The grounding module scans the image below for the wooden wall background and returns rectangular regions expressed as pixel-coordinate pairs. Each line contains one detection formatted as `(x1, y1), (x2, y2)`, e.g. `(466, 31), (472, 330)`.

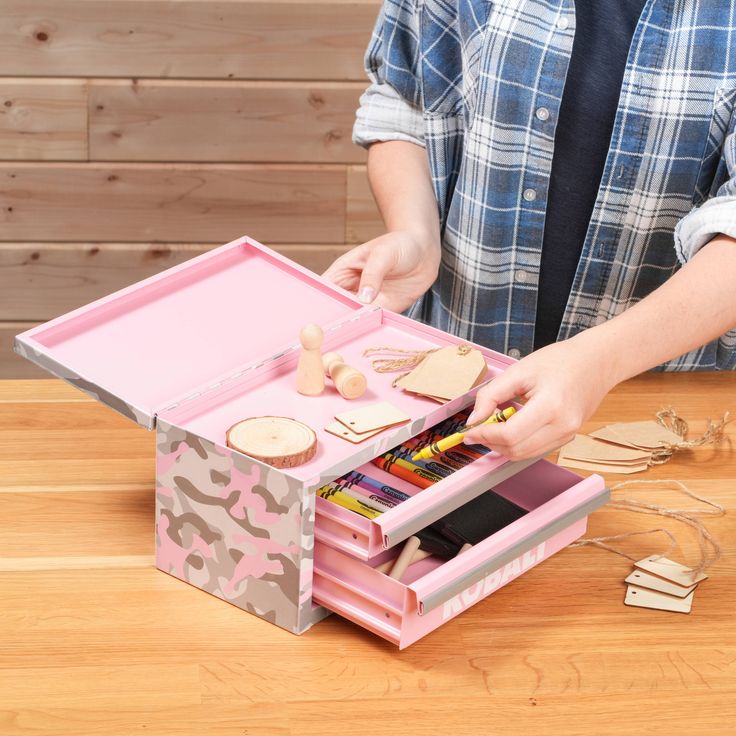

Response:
(0, 0), (384, 378)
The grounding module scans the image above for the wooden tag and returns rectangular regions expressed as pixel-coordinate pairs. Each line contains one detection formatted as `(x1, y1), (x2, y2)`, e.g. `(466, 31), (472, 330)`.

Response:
(589, 422), (682, 449)
(324, 421), (385, 444)
(334, 401), (410, 434)
(634, 556), (707, 587)
(625, 570), (698, 598)
(395, 345), (488, 401)
(625, 584), (694, 614)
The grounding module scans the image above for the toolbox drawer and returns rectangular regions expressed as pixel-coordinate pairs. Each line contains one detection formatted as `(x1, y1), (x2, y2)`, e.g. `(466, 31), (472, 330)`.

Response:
(313, 460), (608, 648)
(313, 448), (538, 560)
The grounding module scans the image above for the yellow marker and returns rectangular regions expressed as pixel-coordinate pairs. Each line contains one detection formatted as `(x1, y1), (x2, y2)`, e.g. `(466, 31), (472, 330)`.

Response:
(316, 484), (383, 519)
(411, 406), (517, 461)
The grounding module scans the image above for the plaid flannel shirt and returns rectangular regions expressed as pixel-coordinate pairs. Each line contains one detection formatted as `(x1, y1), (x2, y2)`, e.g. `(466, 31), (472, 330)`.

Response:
(354, 0), (736, 370)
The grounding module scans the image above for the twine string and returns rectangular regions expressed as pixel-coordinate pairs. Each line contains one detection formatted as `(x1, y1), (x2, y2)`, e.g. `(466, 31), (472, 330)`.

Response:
(362, 346), (440, 373)
(643, 407), (733, 464)
(363, 343), (474, 373)
(570, 479), (725, 575)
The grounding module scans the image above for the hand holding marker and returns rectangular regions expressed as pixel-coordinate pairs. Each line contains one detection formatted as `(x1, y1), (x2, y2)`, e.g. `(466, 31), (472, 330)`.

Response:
(411, 406), (517, 461)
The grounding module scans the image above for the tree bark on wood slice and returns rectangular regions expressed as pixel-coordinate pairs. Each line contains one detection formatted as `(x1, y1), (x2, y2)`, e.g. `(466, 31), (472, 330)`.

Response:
(226, 416), (317, 468)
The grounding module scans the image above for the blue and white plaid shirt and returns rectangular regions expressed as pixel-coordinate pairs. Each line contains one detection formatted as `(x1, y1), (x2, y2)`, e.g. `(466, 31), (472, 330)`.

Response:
(354, 0), (736, 370)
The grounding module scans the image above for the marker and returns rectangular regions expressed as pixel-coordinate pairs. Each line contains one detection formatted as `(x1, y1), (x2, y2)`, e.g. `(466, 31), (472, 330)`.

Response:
(412, 406), (517, 461)
(340, 471), (411, 503)
(393, 432), (482, 468)
(335, 481), (402, 511)
(372, 453), (442, 489)
(377, 452), (447, 481)
(431, 411), (473, 437)
(316, 484), (383, 519)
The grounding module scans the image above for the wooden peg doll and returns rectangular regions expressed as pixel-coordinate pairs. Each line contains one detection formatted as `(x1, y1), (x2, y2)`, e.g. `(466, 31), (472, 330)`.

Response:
(297, 323), (325, 396)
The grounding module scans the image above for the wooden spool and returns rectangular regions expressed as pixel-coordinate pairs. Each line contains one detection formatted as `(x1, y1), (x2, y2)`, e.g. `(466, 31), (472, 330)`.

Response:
(226, 416), (317, 468)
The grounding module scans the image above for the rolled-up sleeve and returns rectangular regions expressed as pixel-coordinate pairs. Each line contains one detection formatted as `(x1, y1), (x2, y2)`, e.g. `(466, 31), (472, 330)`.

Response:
(353, 82), (425, 148)
(674, 128), (736, 263)
(352, 1), (426, 149)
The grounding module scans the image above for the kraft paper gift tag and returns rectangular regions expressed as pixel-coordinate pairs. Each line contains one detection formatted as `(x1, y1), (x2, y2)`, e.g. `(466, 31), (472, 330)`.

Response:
(556, 457), (650, 474)
(395, 345), (488, 401)
(559, 434), (652, 463)
(335, 401), (410, 435)
(557, 434), (651, 473)
(625, 570), (698, 598)
(625, 584), (694, 614)
(589, 421), (682, 450)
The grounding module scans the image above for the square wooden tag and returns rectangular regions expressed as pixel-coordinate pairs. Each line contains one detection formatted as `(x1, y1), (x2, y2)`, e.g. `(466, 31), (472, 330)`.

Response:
(335, 401), (410, 434)
(634, 556), (707, 587)
(624, 570), (698, 598)
(324, 421), (385, 444)
(625, 584), (694, 614)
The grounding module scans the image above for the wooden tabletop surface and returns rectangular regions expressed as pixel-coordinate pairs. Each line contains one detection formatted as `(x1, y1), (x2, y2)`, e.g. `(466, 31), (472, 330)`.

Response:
(1, 374), (734, 735)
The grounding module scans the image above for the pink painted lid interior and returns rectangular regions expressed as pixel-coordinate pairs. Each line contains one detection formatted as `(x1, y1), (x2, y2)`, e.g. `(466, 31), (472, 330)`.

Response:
(161, 310), (510, 481)
(25, 238), (362, 423)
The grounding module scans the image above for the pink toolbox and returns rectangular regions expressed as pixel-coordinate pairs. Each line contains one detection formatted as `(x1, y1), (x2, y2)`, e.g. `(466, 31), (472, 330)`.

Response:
(15, 236), (608, 648)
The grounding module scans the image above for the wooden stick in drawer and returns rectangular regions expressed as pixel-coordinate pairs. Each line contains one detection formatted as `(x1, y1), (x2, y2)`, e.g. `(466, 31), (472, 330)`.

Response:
(375, 549), (433, 574)
(387, 527), (462, 580)
(386, 491), (528, 579)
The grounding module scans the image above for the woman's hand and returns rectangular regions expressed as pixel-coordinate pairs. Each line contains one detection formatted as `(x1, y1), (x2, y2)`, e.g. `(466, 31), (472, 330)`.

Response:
(322, 230), (440, 313)
(463, 335), (619, 461)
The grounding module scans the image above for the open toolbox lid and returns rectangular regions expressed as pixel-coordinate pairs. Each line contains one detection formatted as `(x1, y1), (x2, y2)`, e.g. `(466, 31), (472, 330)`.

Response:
(14, 236), (367, 429)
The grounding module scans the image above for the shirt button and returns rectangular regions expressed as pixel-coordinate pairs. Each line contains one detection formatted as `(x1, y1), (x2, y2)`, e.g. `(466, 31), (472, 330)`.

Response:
(535, 107), (550, 121)
(515, 269), (528, 283)
(508, 348), (521, 360)
(523, 188), (537, 202)
(557, 17), (569, 30)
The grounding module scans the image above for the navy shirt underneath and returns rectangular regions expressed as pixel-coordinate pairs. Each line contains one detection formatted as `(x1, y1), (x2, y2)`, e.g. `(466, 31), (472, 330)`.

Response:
(533, 0), (648, 350)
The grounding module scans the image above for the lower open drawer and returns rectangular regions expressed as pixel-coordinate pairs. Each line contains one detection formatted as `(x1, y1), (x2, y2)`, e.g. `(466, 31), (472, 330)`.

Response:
(313, 460), (608, 648)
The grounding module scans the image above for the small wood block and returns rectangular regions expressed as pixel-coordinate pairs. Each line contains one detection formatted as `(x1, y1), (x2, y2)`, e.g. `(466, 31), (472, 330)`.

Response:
(634, 556), (708, 587)
(324, 421), (384, 444)
(625, 584), (694, 614)
(334, 401), (410, 434)
(226, 416), (317, 468)
(625, 570), (698, 598)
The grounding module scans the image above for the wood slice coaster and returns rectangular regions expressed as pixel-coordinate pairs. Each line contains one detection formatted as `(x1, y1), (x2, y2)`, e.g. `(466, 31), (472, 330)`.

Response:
(226, 416), (317, 468)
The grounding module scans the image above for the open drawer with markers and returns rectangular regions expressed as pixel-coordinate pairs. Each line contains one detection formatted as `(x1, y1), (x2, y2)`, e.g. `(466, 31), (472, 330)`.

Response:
(14, 236), (608, 647)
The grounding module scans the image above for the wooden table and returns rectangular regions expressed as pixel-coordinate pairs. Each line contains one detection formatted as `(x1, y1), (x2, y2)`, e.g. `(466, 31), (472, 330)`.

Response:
(1, 375), (734, 735)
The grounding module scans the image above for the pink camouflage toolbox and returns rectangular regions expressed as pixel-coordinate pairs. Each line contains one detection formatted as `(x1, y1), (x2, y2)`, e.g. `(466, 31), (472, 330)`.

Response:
(15, 236), (608, 648)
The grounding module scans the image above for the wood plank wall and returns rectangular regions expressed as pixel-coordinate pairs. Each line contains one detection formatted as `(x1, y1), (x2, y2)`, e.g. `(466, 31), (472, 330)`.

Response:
(0, 0), (384, 377)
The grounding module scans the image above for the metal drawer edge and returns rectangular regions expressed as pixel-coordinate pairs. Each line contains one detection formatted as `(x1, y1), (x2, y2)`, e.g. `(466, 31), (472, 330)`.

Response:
(417, 485), (610, 615)
(380, 455), (540, 549)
